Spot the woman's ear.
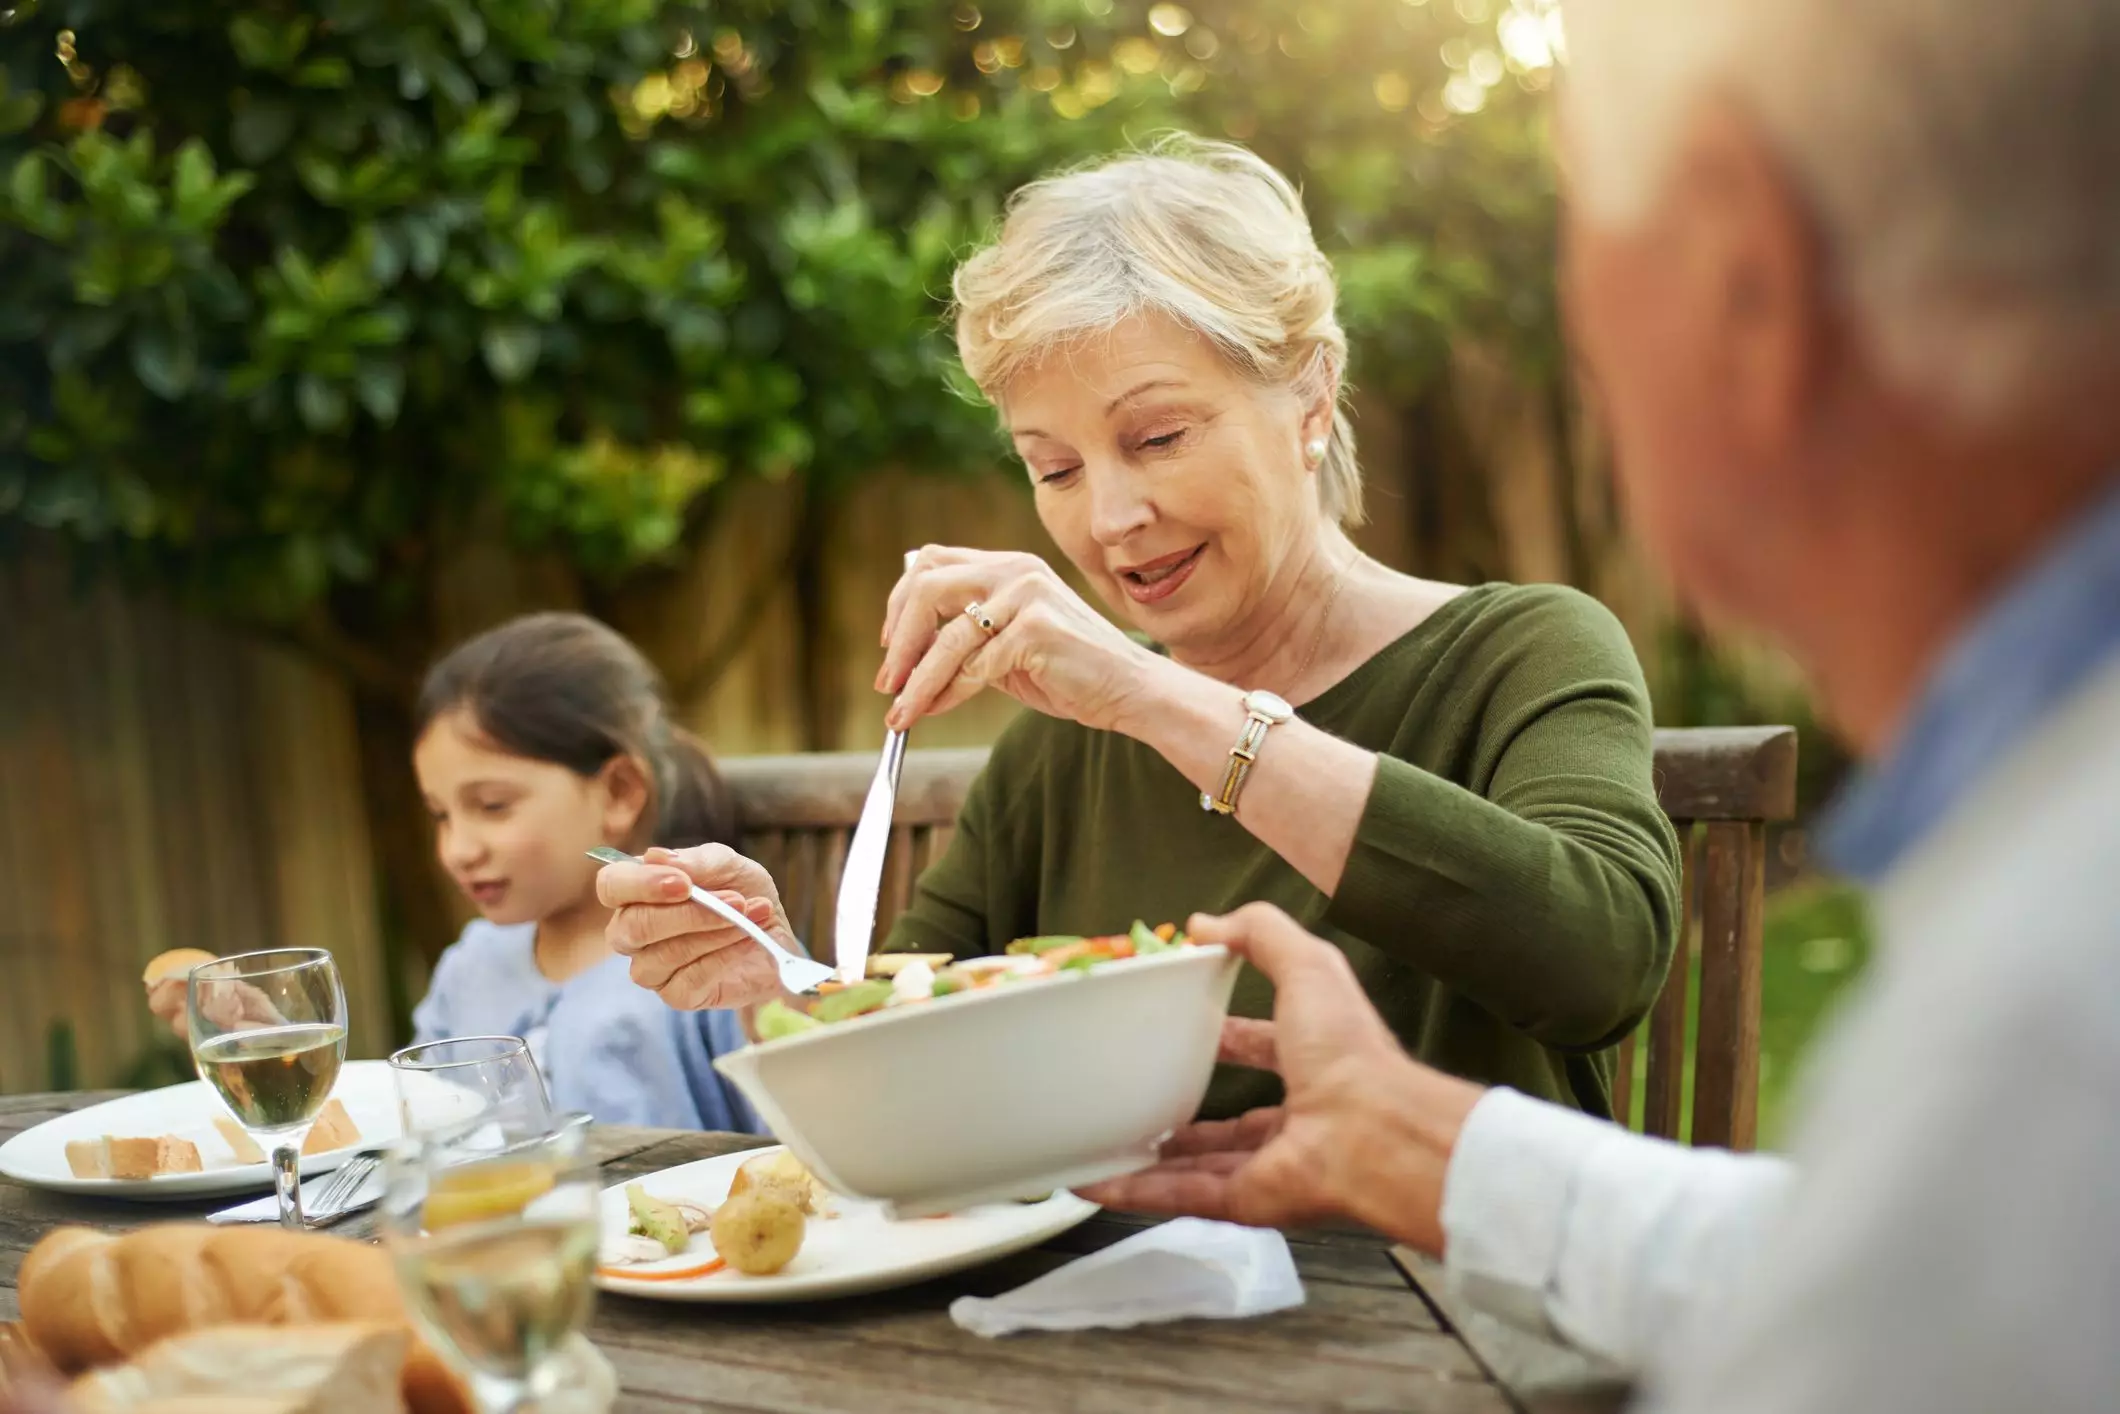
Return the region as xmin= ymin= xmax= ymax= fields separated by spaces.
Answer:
xmin=1297 ymin=362 xmax=1340 ymax=463
xmin=596 ymin=754 xmax=653 ymax=847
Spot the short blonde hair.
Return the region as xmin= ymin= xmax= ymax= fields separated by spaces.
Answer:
xmin=952 ymin=137 xmax=1363 ymax=526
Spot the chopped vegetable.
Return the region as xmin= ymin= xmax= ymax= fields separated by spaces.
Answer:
xmin=750 ymin=925 xmax=1200 ymax=1042
xmin=756 ymin=999 xmax=824 ymax=1041
xmin=626 ymin=1182 xmax=691 ymax=1256
xmin=1006 ymin=934 xmax=1087 ymax=956
xmin=811 ymin=979 xmax=893 ymax=1023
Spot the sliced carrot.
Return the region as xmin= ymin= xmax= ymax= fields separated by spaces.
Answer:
xmin=599 ymin=1257 xmax=728 ymax=1283
xmin=1154 ymin=922 xmax=1177 ymax=941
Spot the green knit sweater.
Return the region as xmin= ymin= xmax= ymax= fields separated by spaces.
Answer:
xmin=884 ymin=583 xmax=1683 ymax=1119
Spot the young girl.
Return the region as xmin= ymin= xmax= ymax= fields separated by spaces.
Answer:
xmin=402 ymin=612 xmax=760 ymax=1131
xmin=150 ymin=612 xmax=761 ymax=1132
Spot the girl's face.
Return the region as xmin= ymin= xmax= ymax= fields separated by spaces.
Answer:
xmin=413 ymin=708 xmax=646 ymax=926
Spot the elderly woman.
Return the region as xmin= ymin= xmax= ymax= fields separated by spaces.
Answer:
xmin=603 ymin=140 xmax=1681 ymax=1120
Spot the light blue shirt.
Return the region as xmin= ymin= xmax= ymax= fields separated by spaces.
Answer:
xmin=1822 ymin=477 xmax=2120 ymax=882
xmin=412 ymin=919 xmax=762 ymax=1134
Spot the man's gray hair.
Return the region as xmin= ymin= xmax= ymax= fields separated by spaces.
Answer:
xmin=1563 ymin=0 xmax=2120 ymax=419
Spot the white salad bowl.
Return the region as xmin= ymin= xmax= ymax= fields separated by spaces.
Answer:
xmin=712 ymin=943 xmax=1243 ymax=1218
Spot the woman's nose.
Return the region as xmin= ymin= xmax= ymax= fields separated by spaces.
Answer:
xmin=1087 ymin=464 xmax=1155 ymax=546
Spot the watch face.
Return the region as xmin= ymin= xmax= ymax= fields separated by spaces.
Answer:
xmin=1245 ymin=690 xmax=1294 ymax=722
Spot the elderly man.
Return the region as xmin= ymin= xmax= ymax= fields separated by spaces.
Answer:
xmin=1088 ymin=0 xmax=2120 ymax=1410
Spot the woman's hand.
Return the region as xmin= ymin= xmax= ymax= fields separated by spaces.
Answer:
xmin=598 ymin=845 xmax=799 ymax=1011
xmin=877 ymin=547 xmax=1156 ymax=733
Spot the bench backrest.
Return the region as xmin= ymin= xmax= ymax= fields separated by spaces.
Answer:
xmin=723 ymin=724 xmax=1797 ymax=1151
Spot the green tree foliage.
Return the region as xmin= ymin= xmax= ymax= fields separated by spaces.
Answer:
xmin=1 ymin=0 xmax=1562 ymax=648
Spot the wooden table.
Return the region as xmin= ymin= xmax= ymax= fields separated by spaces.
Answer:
xmin=0 ymin=1092 xmax=1625 ymax=1413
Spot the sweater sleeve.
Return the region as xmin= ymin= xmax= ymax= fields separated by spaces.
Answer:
xmin=1326 ymin=589 xmax=1682 ymax=1050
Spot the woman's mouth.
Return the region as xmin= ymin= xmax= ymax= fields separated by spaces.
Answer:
xmin=467 ymin=880 xmax=508 ymax=907
xmin=1118 ymin=545 xmax=1204 ymax=605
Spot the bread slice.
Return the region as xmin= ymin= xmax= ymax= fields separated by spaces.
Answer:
xmin=140 ymin=949 xmax=217 ymax=986
xmin=301 ymin=1099 xmax=360 ymax=1156
xmin=65 ymin=1139 xmax=111 ymax=1180
xmin=108 ymin=1138 xmax=203 ymax=1182
xmin=69 ymin=1322 xmax=410 ymax=1414
xmin=213 ymin=1117 xmax=266 ymax=1166
xmin=65 ymin=1138 xmax=202 ymax=1181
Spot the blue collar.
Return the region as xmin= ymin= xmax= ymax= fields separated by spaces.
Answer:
xmin=1822 ymin=477 xmax=2120 ymax=883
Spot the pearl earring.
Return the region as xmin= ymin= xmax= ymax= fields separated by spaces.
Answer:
xmin=1305 ymin=438 xmax=1327 ymax=464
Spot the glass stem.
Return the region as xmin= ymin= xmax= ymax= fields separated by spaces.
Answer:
xmin=272 ymin=1142 xmax=304 ymax=1229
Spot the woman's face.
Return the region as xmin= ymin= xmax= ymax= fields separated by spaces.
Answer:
xmin=1004 ymin=314 xmax=1332 ymax=654
xmin=413 ymin=709 xmax=636 ymax=926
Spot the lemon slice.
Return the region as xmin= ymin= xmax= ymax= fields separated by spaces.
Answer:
xmin=421 ymin=1158 xmax=556 ymax=1230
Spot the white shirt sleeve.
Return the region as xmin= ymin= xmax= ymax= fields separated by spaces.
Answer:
xmin=1440 ymin=1088 xmax=1796 ymax=1373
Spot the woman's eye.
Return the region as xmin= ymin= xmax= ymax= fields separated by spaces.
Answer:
xmin=477 ymin=800 xmax=512 ymax=818
xmin=1140 ymin=429 xmax=1185 ymax=452
xmin=1036 ymin=465 xmax=1080 ymax=486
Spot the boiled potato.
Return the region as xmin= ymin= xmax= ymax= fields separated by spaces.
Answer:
xmin=710 ymin=1191 xmax=806 ymax=1275
xmin=729 ymin=1150 xmax=827 ymax=1214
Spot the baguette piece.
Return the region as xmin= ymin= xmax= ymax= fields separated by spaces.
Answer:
xmin=64 ymin=1138 xmax=204 ymax=1182
xmin=209 ymin=1099 xmax=360 ymax=1167
xmin=69 ymin=1322 xmax=408 ymax=1414
xmin=211 ymin=1118 xmax=266 ymax=1166
xmin=18 ymin=1226 xmax=469 ymax=1414
xmin=301 ymin=1099 xmax=360 ymax=1155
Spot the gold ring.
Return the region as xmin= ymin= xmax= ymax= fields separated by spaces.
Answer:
xmin=964 ymin=602 xmax=997 ymax=635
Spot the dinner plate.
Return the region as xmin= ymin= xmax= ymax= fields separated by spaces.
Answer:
xmin=595 ymin=1146 xmax=1097 ymax=1304
xmin=0 ymin=1059 xmax=403 ymax=1200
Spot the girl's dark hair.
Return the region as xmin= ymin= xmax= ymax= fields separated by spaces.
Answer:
xmin=414 ymin=612 xmax=738 ymax=849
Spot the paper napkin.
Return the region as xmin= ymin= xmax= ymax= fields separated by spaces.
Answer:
xmin=949 ymin=1218 xmax=1305 ymax=1337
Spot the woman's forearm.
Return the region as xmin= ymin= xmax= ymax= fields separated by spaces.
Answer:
xmin=1110 ymin=654 xmax=1379 ymax=895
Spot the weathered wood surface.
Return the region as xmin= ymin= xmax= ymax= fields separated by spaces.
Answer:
xmin=1647 ymin=727 xmax=1798 ymax=823
xmin=0 ymin=1094 xmax=1629 ymax=1413
xmin=1394 ymin=1250 xmax=1629 ymax=1414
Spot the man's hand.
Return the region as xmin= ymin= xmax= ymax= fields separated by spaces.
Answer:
xmin=1080 ymin=904 xmax=1485 ymax=1254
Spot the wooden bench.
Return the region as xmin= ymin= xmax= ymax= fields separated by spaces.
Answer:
xmin=723 ymin=724 xmax=1797 ymax=1152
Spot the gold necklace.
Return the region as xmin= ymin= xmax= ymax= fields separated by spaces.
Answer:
xmin=1290 ymin=550 xmax=1353 ymax=699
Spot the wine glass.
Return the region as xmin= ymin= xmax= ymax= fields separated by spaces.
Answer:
xmin=187 ymin=948 xmax=348 ymax=1230
xmin=381 ymin=1116 xmax=600 ymax=1414
xmin=389 ymin=1036 xmax=552 ymax=1142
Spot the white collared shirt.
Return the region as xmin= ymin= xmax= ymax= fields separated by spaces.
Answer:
xmin=1440 ymin=660 xmax=2120 ymax=1413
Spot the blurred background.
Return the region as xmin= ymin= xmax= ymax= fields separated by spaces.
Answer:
xmin=0 ymin=0 xmax=1868 ymax=1141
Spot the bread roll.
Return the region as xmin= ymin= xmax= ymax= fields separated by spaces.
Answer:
xmin=141 ymin=951 xmax=217 ymax=986
xmin=17 ymin=1226 xmax=468 ymax=1414
xmin=68 ymin=1322 xmax=407 ymax=1414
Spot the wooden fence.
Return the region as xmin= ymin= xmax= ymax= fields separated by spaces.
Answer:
xmin=0 ymin=555 xmax=393 ymax=1091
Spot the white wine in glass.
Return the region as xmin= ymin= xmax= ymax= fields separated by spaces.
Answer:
xmin=384 ymin=1118 xmax=599 ymax=1414
xmin=187 ymin=948 xmax=347 ymax=1229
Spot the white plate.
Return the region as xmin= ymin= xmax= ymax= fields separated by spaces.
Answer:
xmin=0 ymin=1059 xmax=403 ymax=1200
xmin=594 ymin=1146 xmax=1097 ymax=1304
